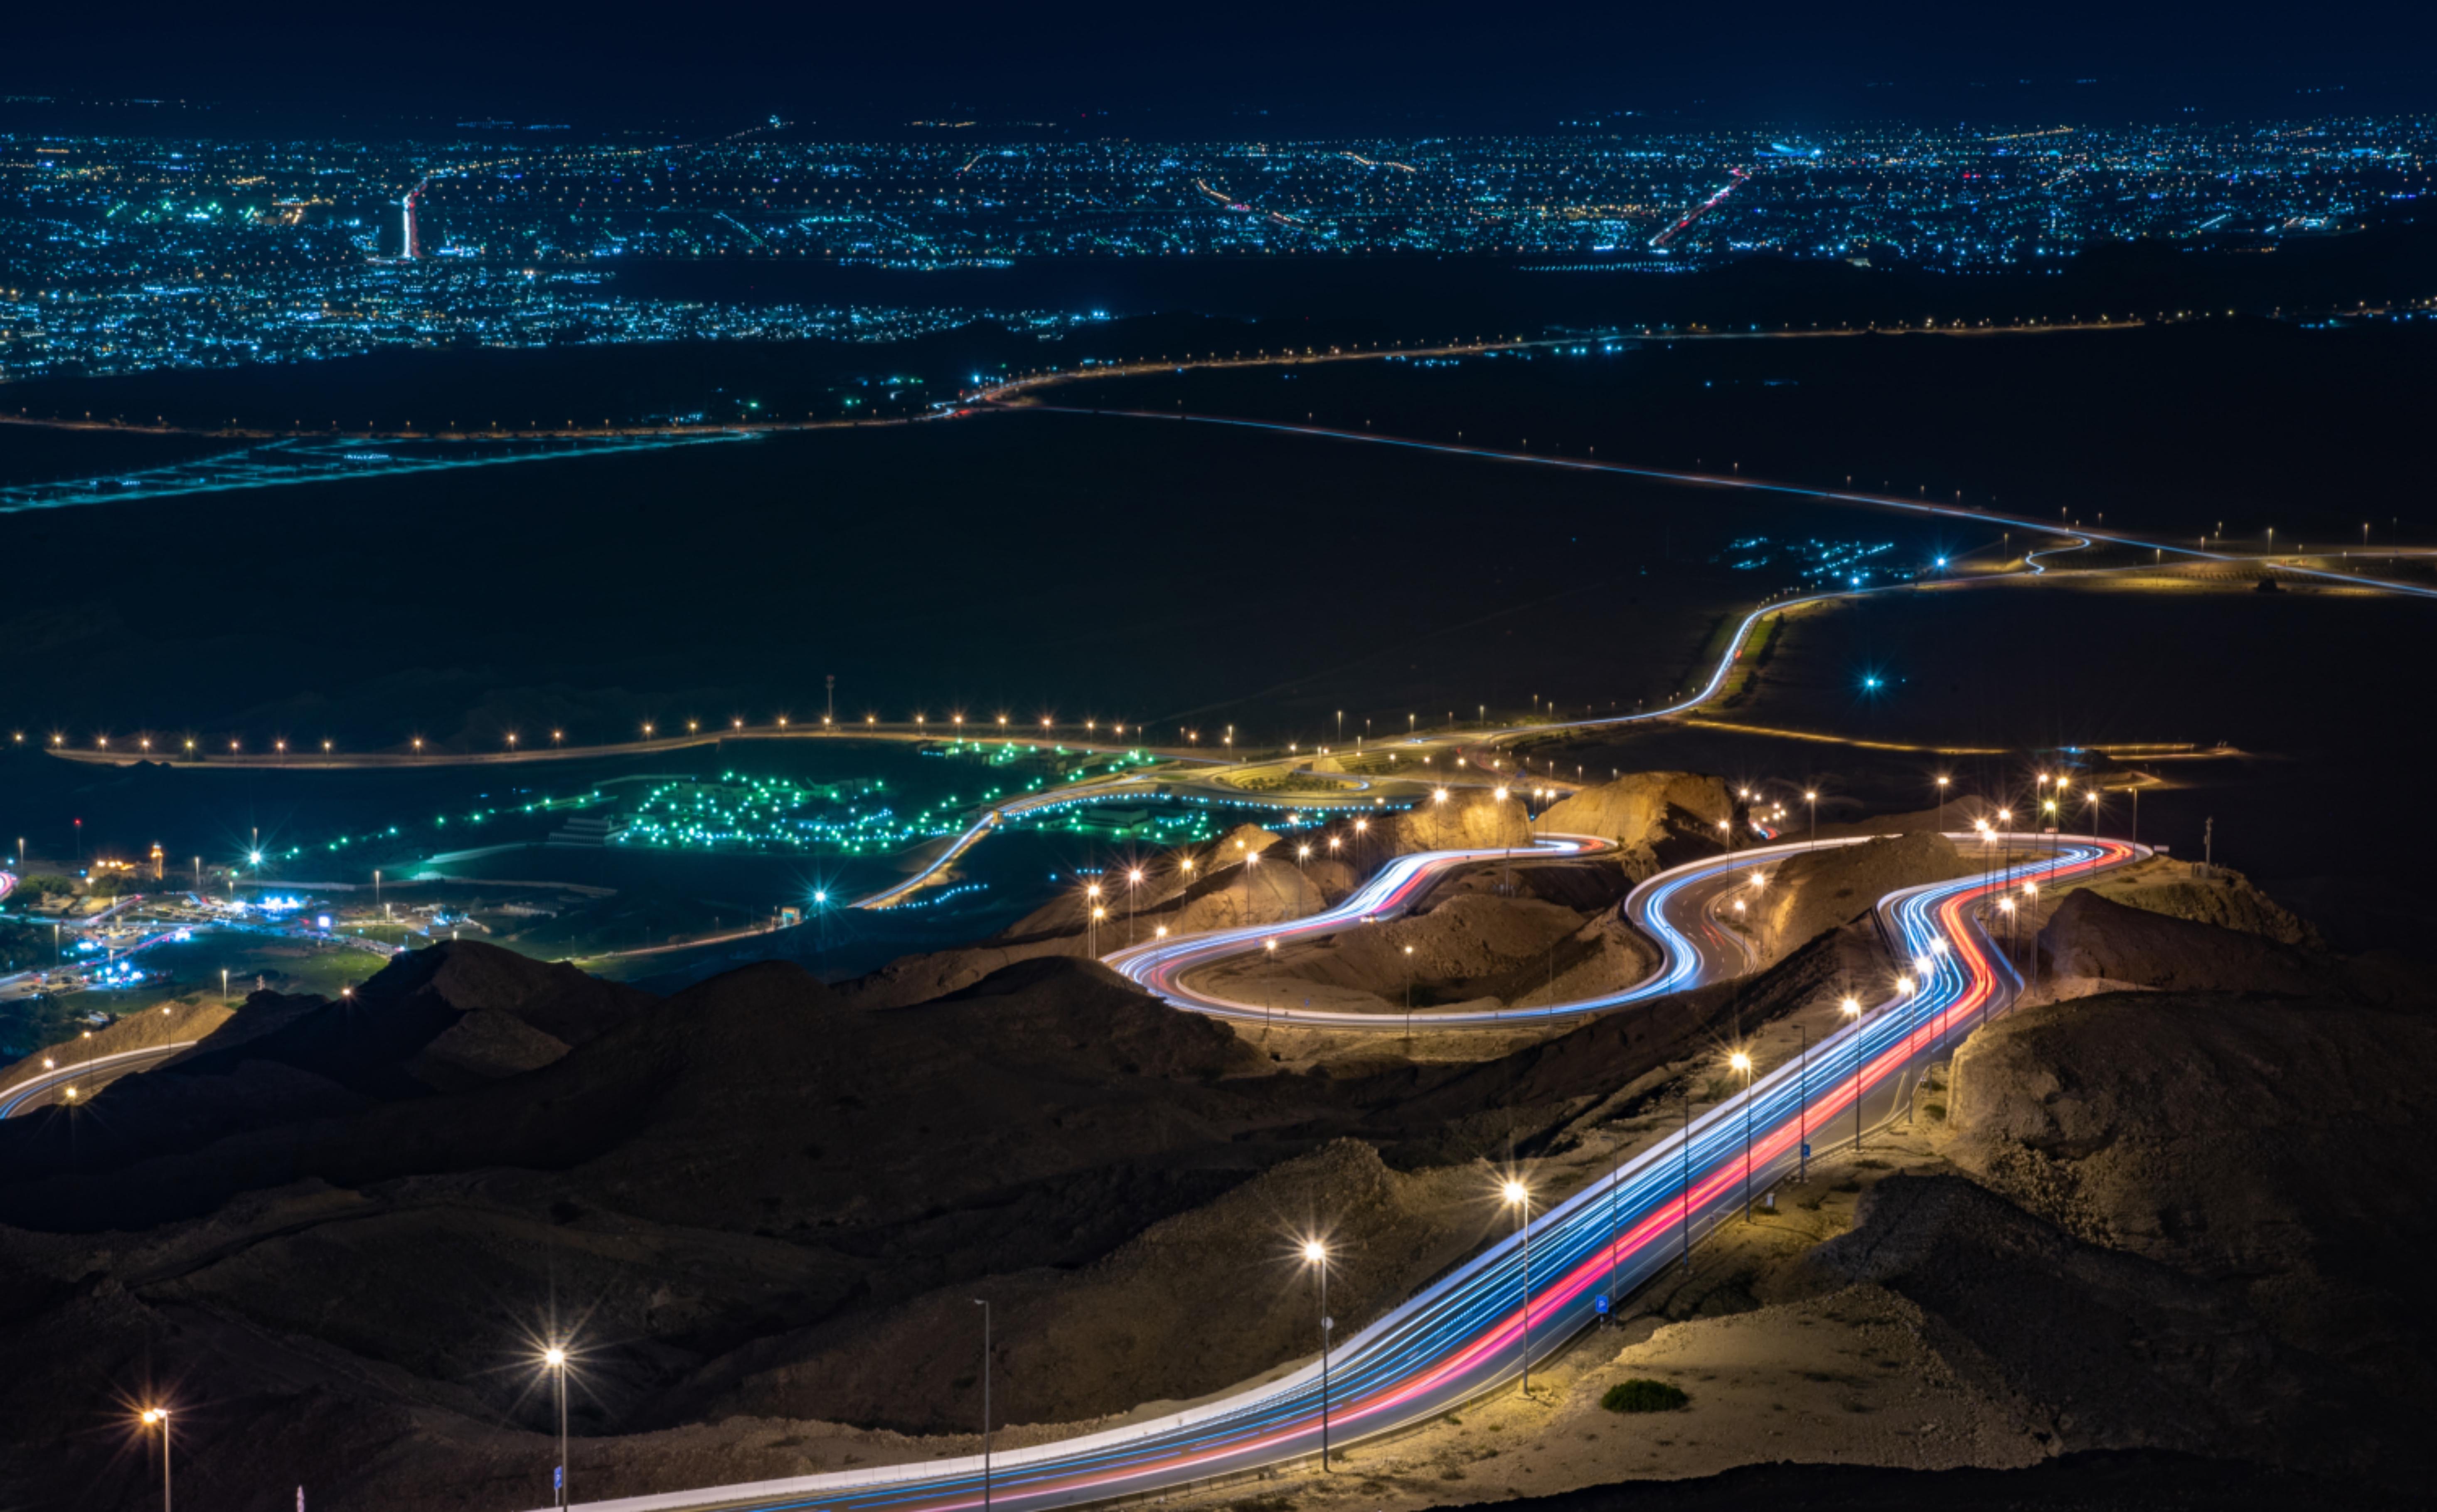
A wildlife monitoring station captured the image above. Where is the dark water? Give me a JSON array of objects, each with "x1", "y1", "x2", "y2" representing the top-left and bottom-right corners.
[{"x1": 0, "y1": 411, "x2": 1954, "y2": 761}]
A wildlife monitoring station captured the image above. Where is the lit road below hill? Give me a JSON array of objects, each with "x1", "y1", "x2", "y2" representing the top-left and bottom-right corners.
[
  {"x1": 0, "y1": 1041, "x2": 197, "y2": 1118},
  {"x1": 567, "y1": 832, "x2": 2143, "y2": 1512},
  {"x1": 1110, "y1": 833, "x2": 1886, "y2": 1030}
]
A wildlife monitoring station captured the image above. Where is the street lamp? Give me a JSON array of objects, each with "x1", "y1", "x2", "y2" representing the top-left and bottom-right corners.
[
  {"x1": 1503, "y1": 1179, "x2": 1536, "y2": 1395},
  {"x1": 973, "y1": 1299, "x2": 993, "y2": 1510},
  {"x1": 539, "y1": 1345, "x2": 572, "y2": 1507},
  {"x1": 1731, "y1": 1052, "x2": 1756, "y2": 1219},
  {"x1": 1432, "y1": 788, "x2": 1449, "y2": 849},
  {"x1": 1841, "y1": 997, "x2": 1865, "y2": 1151},
  {"x1": 1301, "y1": 1239, "x2": 1334, "y2": 1469},
  {"x1": 1263, "y1": 937, "x2": 1278, "y2": 1030},
  {"x1": 1804, "y1": 789, "x2": 1818, "y2": 850},
  {"x1": 138, "y1": 1407, "x2": 171, "y2": 1512},
  {"x1": 1126, "y1": 868, "x2": 1144, "y2": 945}
]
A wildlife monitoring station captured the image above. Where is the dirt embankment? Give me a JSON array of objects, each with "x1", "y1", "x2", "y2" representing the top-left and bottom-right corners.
[
  {"x1": 1941, "y1": 991, "x2": 2437, "y2": 1414},
  {"x1": 0, "y1": 925, "x2": 1812, "y2": 1510},
  {"x1": 1384, "y1": 794, "x2": 1534, "y2": 856},
  {"x1": 2082, "y1": 859, "x2": 2322, "y2": 947},
  {"x1": 1537, "y1": 771, "x2": 1733, "y2": 872},
  {"x1": 1752, "y1": 833, "x2": 1976, "y2": 968},
  {"x1": 0, "y1": 994, "x2": 229, "y2": 1088},
  {"x1": 650, "y1": 1138, "x2": 1507, "y2": 1433},
  {"x1": 2028, "y1": 877, "x2": 2413, "y2": 1006}
]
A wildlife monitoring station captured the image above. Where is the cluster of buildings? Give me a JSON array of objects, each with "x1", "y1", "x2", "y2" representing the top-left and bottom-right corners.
[{"x1": 1, "y1": 118, "x2": 2424, "y2": 380}]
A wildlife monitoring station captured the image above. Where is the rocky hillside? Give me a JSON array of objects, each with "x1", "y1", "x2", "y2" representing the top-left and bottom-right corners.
[{"x1": 1942, "y1": 989, "x2": 2437, "y2": 1415}]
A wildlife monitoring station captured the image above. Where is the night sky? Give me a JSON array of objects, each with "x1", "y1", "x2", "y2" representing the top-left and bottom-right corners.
[{"x1": 15, "y1": 0, "x2": 2437, "y2": 132}]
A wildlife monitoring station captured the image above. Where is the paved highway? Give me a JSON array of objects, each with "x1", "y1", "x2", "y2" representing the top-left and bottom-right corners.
[
  {"x1": 1110, "y1": 834, "x2": 1885, "y2": 1030},
  {"x1": 0, "y1": 1040, "x2": 197, "y2": 1117},
  {"x1": 566, "y1": 831, "x2": 2143, "y2": 1512}
]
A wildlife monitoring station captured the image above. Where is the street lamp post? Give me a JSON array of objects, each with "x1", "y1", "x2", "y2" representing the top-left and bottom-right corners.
[
  {"x1": 1841, "y1": 997, "x2": 1864, "y2": 1151},
  {"x1": 1403, "y1": 943, "x2": 1415, "y2": 1045},
  {"x1": 1503, "y1": 1180, "x2": 1535, "y2": 1396},
  {"x1": 1731, "y1": 1052, "x2": 1755, "y2": 1218},
  {"x1": 2022, "y1": 882, "x2": 2039, "y2": 991},
  {"x1": 973, "y1": 1299, "x2": 992, "y2": 1511},
  {"x1": 139, "y1": 1408, "x2": 171, "y2": 1512},
  {"x1": 1302, "y1": 1240, "x2": 1334, "y2": 1470},
  {"x1": 1796, "y1": 1023, "x2": 1809, "y2": 1183},
  {"x1": 1935, "y1": 775, "x2": 1949, "y2": 833},
  {"x1": 1805, "y1": 789, "x2": 1818, "y2": 850},
  {"x1": 544, "y1": 1346, "x2": 569, "y2": 1508},
  {"x1": 1679, "y1": 1087, "x2": 1693, "y2": 1270},
  {"x1": 1126, "y1": 868, "x2": 1144, "y2": 945},
  {"x1": 1494, "y1": 786, "x2": 1511, "y2": 893}
]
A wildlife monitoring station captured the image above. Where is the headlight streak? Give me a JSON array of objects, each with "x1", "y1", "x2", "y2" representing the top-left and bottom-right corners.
[{"x1": 572, "y1": 833, "x2": 2144, "y2": 1512}]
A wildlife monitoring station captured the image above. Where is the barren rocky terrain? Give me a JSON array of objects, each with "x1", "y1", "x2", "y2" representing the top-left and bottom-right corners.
[{"x1": 3, "y1": 772, "x2": 2430, "y2": 1512}]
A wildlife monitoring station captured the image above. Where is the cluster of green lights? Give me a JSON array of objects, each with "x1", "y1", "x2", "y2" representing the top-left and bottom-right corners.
[
  {"x1": 215, "y1": 745, "x2": 1172, "y2": 871},
  {"x1": 1019, "y1": 808, "x2": 1220, "y2": 842},
  {"x1": 925, "y1": 738, "x2": 1160, "y2": 776},
  {"x1": 618, "y1": 772, "x2": 985, "y2": 855},
  {"x1": 237, "y1": 791, "x2": 609, "y2": 867}
]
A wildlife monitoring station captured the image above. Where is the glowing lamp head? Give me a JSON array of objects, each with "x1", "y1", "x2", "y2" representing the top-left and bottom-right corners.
[
  {"x1": 1502, "y1": 1180, "x2": 1528, "y2": 1206},
  {"x1": 1841, "y1": 996, "x2": 1861, "y2": 1017},
  {"x1": 1897, "y1": 975, "x2": 1915, "y2": 994},
  {"x1": 1494, "y1": 787, "x2": 1509, "y2": 801},
  {"x1": 1302, "y1": 1239, "x2": 1327, "y2": 1264},
  {"x1": 140, "y1": 1408, "x2": 165, "y2": 1426},
  {"x1": 544, "y1": 1347, "x2": 566, "y2": 1368},
  {"x1": 1730, "y1": 1052, "x2": 1752, "y2": 1073}
]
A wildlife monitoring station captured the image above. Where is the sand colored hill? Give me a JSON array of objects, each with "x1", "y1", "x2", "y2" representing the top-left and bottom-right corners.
[
  {"x1": 1942, "y1": 991, "x2": 2437, "y2": 1406},
  {"x1": 1537, "y1": 771, "x2": 1734, "y2": 846},
  {"x1": 1751, "y1": 833, "x2": 1976, "y2": 967},
  {"x1": 2082, "y1": 858, "x2": 2322, "y2": 948},
  {"x1": 2033, "y1": 889, "x2": 2340, "y2": 997},
  {"x1": 0, "y1": 993, "x2": 229, "y2": 1088}
]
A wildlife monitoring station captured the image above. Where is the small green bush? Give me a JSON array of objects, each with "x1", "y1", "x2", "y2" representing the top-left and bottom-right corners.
[{"x1": 1601, "y1": 1378, "x2": 1690, "y2": 1414}]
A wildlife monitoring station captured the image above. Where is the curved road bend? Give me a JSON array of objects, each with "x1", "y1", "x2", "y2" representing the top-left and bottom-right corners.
[
  {"x1": 0, "y1": 1041, "x2": 198, "y2": 1117},
  {"x1": 567, "y1": 832, "x2": 2141, "y2": 1512},
  {"x1": 1111, "y1": 834, "x2": 1884, "y2": 1030}
]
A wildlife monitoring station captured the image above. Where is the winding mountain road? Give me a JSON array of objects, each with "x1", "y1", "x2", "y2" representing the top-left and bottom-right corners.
[{"x1": 574, "y1": 830, "x2": 2142, "y2": 1512}]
